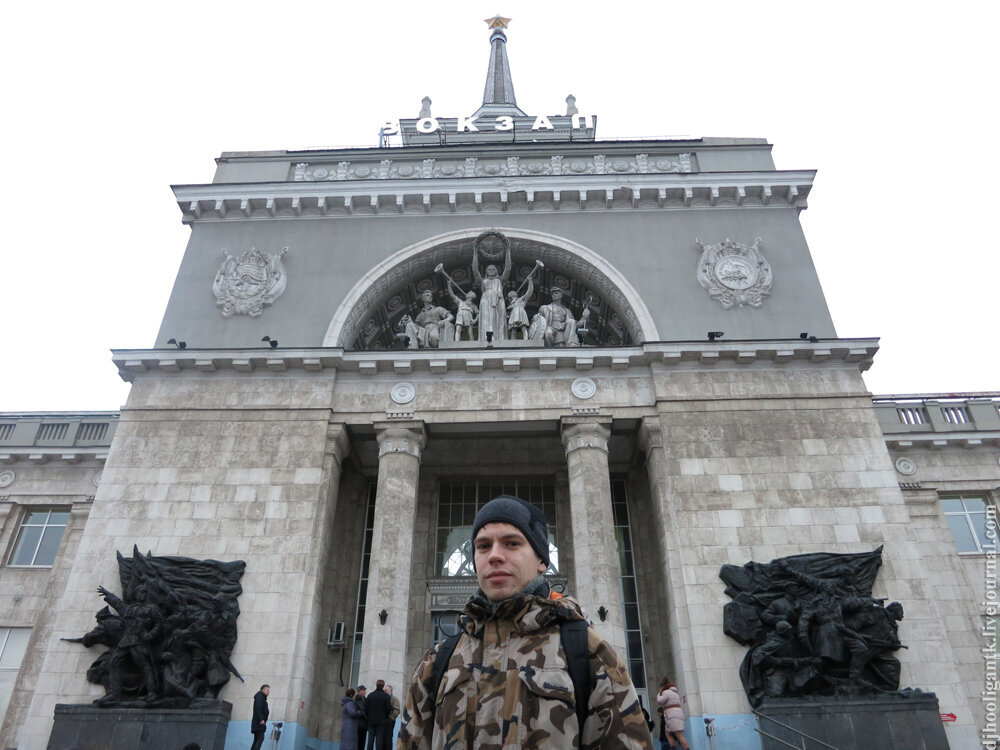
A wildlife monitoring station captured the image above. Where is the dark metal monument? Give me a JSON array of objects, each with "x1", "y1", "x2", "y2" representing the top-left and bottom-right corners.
[
  {"x1": 721, "y1": 547, "x2": 950, "y2": 749},
  {"x1": 48, "y1": 547, "x2": 246, "y2": 750}
]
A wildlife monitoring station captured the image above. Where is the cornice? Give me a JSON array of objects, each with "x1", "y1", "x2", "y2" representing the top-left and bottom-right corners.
[
  {"x1": 172, "y1": 169, "x2": 814, "y2": 224},
  {"x1": 885, "y1": 433, "x2": 1000, "y2": 450},
  {"x1": 111, "y1": 338, "x2": 877, "y2": 382},
  {"x1": 0, "y1": 448, "x2": 108, "y2": 465}
]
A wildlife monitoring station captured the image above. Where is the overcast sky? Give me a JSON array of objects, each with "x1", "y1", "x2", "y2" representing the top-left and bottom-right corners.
[{"x1": 2, "y1": 1, "x2": 996, "y2": 412}]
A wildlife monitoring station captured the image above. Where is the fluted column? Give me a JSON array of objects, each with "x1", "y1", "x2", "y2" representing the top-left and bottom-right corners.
[
  {"x1": 560, "y1": 415, "x2": 626, "y2": 654},
  {"x1": 360, "y1": 421, "x2": 426, "y2": 690}
]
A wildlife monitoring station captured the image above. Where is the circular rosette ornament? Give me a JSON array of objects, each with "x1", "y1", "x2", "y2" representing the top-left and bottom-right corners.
[{"x1": 695, "y1": 237, "x2": 773, "y2": 309}]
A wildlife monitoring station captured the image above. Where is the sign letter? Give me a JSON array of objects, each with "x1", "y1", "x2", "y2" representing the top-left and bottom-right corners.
[
  {"x1": 380, "y1": 121, "x2": 400, "y2": 135},
  {"x1": 456, "y1": 116, "x2": 479, "y2": 132},
  {"x1": 532, "y1": 115, "x2": 554, "y2": 131},
  {"x1": 416, "y1": 117, "x2": 440, "y2": 134},
  {"x1": 494, "y1": 116, "x2": 514, "y2": 131},
  {"x1": 571, "y1": 114, "x2": 594, "y2": 129}
]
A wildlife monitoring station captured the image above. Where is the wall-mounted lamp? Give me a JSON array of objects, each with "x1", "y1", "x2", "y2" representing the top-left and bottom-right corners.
[
  {"x1": 167, "y1": 338, "x2": 187, "y2": 349},
  {"x1": 261, "y1": 336, "x2": 279, "y2": 349},
  {"x1": 707, "y1": 331, "x2": 724, "y2": 342},
  {"x1": 799, "y1": 332, "x2": 819, "y2": 343},
  {"x1": 597, "y1": 606, "x2": 609, "y2": 622},
  {"x1": 378, "y1": 609, "x2": 388, "y2": 625}
]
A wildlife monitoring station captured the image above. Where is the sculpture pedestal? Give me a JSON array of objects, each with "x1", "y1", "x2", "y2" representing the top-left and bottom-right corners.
[
  {"x1": 47, "y1": 700, "x2": 232, "y2": 750},
  {"x1": 756, "y1": 693, "x2": 950, "y2": 750}
]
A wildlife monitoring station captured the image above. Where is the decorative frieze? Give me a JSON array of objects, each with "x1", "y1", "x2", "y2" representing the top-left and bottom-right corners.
[{"x1": 291, "y1": 152, "x2": 694, "y2": 182}]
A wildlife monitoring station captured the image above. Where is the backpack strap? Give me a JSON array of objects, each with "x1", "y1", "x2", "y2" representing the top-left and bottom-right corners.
[
  {"x1": 428, "y1": 632, "x2": 462, "y2": 719},
  {"x1": 560, "y1": 619, "x2": 591, "y2": 737}
]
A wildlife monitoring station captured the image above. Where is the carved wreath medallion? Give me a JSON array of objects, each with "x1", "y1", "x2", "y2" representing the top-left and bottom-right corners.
[
  {"x1": 212, "y1": 247, "x2": 288, "y2": 318},
  {"x1": 695, "y1": 237, "x2": 773, "y2": 309}
]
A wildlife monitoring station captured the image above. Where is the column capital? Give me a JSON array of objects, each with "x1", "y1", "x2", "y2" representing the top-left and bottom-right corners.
[
  {"x1": 325, "y1": 421, "x2": 351, "y2": 468},
  {"x1": 560, "y1": 415, "x2": 612, "y2": 455},
  {"x1": 638, "y1": 415, "x2": 664, "y2": 456},
  {"x1": 374, "y1": 420, "x2": 427, "y2": 460}
]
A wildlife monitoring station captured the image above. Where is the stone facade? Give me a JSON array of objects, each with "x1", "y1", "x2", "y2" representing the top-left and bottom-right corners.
[{"x1": 2, "y1": 25, "x2": 998, "y2": 750}]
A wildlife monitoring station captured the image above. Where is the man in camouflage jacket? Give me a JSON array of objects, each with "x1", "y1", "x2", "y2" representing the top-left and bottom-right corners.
[{"x1": 398, "y1": 495, "x2": 653, "y2": 749}]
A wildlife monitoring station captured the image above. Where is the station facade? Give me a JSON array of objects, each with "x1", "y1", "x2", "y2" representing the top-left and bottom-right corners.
[{"x1": 1, "y1": 19, "x2": 997, "y2": 750}]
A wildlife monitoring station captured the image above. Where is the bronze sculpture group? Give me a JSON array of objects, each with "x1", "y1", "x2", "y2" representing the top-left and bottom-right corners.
[
  {"x1": 720, "y1": 547, "x2": 906, "y2": 706},
  {"x1": 65, "y1": 547, "x2": 246, "y2": 708}
]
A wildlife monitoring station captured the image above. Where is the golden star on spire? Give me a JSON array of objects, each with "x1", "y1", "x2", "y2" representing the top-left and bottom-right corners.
[{"x1": 484, "y1": 15, "x2": 511, "y2": 30}]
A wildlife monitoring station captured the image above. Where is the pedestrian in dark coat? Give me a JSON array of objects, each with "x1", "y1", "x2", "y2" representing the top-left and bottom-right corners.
[
  {"x1": 354, "y1": 685, "x2": 368, "y2": 750},
  {"x1": 250, "y1": 684, "x2": 269, "y2": 750},
  {"x1": 340, "y1": 688, "x2": 361, "y2": 750},
  {"x1": 364, "y1": 679, "x2": 392, "y2": 749}
]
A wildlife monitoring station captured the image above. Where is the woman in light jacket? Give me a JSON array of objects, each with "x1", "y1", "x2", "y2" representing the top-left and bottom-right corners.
[{"x1": 656, "y1": 677, "x2": 690, "y2": 750}]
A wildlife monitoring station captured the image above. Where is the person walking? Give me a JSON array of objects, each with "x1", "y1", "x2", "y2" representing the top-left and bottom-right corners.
[
  {"x1": 249, "y1": 684, "x2": 269, "y2": 750},
  {"x1": 655, "y1": 677, "x2": 689, "y2": 750}
]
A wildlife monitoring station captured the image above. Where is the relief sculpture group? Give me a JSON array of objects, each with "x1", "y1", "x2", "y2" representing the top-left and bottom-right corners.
[{"x1": 398, "y1": 231, "x2": 590, "y2": 349}]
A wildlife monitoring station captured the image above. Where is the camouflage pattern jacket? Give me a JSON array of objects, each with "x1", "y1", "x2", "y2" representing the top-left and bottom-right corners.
[{"x1": 398, "y1": 591, "x2": 654, "y2": 749}]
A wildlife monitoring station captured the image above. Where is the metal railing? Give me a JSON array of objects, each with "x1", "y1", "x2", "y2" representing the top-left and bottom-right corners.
[{"x1": 752, "y1": 710, "x2": 840, "y2": 750}]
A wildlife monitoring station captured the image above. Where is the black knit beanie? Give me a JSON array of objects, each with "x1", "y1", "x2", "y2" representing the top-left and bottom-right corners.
[{"x1": 471, "y1": 495, "x2": 551, "y2": 568}]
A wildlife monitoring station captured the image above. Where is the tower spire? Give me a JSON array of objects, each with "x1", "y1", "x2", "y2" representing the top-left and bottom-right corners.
[{"x1": 473, "y1": 16, "x2": 527, "y2": 119}]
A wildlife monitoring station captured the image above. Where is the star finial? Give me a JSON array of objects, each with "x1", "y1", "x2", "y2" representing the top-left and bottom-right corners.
[{"x1": 484, "y1": 15, "x2": 511, "y2": 30}]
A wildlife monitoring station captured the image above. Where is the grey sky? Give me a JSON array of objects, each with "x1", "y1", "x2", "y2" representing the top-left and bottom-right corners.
[{"x1": 3, "y1": 1, "x2": 996, "y2": 410}]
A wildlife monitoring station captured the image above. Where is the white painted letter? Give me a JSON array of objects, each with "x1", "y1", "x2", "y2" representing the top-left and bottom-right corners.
[
  {"x1": 380, "y1": 121, "x2": 399, "y2": 135},
  {"x1": 571, "y1": 114, "x2": 594, "y2": 129},
  {"x1": 416, "y1": 117, "x2": 440, "y2": 134},
  {"x1": 495, "y1": 116, "x2": 514, "y2": 131},
  {"x1": 532, "y1": 115, "x2": 554, "y2": 131},
  {"x1": 456, "y1": 116, "x2": 479, "y2": 132}
]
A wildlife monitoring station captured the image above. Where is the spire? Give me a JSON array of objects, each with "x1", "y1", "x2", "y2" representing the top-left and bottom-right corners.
[{"x1": 473, "y1": 16, "x2": 527, "y2": 119}]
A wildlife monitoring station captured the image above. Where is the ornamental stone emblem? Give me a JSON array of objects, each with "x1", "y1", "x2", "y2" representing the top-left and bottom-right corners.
[
  {"x1": 695, "y1": 237, "x2": 773, "y2": 309},
  {"x1": 212, "y1": 247, "x2": 288, "y2": 318}
]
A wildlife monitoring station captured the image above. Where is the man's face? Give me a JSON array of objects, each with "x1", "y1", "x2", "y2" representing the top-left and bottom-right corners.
[
  {"x1": 262, "y1": 686, "x2": 270, "y2": 696},
  {"x1": 422, "y1": 290, "x2": 433, "y2": 303},
  {"x1": 474, "y1": 522, "x2": 547, "y2": 602}
]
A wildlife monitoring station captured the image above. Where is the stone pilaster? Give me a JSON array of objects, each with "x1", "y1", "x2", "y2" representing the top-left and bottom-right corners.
[
  {"x1": 638, "y1": 416, "x2": 699, "y2": 712},
  {"x1": 360, "y1": 421, "x2": 426, "y2": 690},
  {"x1": 560, "y1": 415, "x2": 626, "y2": 655}
]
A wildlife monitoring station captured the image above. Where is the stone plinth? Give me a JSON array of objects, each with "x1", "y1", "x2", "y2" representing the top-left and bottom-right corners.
[
  {"x1": 756, "y1": 693, "x2": 950, "y2": 750},
  {"x1": 47, "y1": 701, "x2": 232, "y2": 750}
]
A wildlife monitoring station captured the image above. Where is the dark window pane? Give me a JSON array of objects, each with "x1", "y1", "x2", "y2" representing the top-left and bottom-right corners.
[
  {"x1": 946, "y1": 515, "x2": 978, "y2": 553},
  {"x1": 10, "y1": 526, "x2": 43, "y2": 565},
  {"x1": 35, "y1": 526, "x2": 65, "y2": 565}
]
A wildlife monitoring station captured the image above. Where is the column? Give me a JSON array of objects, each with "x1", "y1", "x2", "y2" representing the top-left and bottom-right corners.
[
  {"x1": 560, "y1": 415, "x2": 627, "y2": 655},
  {"x1": 359, "y1": 421, "x2": 426, "y2": 691}
]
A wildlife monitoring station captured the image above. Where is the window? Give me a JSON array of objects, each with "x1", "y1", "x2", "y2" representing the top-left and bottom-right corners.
[
  {"x1": 7, "y1": 508, "x2": 70, "y2": 567},
  {"x1": 0, "y1": 628, "x2": 31, "y2": 726},
  {"x1": 942, "y1": 496, "x2": 995, "y2": 554},
  {"x1": 611, "y1": 478, "x2": 647, "y2": 694},
  {"x1": 435, "y1": 480, "x2": 558, "y2": 577}
]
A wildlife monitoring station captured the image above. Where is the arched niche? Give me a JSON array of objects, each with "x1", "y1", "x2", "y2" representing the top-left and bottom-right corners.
[{"x1": 324, "y1": 228, "x2": 659, "y2": 350}]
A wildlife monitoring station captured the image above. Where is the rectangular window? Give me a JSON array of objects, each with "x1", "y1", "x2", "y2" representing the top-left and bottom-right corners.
[
  {"x1": 7, "y1": 508, "x2": 70, "y2": 567},
  {"x1": 0, "y1": 628, "x2": 31, "y2": 727},
  {"x1": 349, "y1": 484, "x2": 377, "y2": 689},
  {"x1": 942, "y1": 496, "x2": 995, "y2": 554},
  {"x1": 435, "y1": 480, "x2": 557, "y2": 578},
  {"x1": 611, "y1": 478, "x2": 647, "y2": 693}
]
